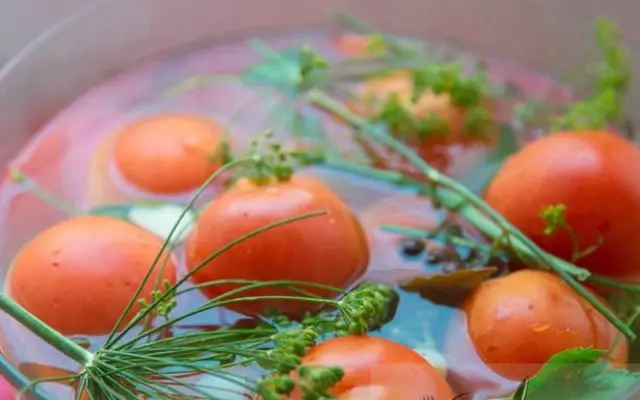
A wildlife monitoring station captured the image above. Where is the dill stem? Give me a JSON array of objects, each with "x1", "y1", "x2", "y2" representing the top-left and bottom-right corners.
[
  {"x1": 323, "y1": 161, "x2": 640, "y2": 293},
  {"x1": 0, "y1": 294, "x2": 92, "y2": 365},
  {"x1": 105, "y1": 157, "x2": 254, "y2": 347},
  {"x1": 8, "y1": 169, "x2": 82, "y2": 216},
  {"x1": 108, "y1": 211, "x2": 326, "y2": 349},
  {"x1": 305, "y1": 88, "x2": 636, "y2": 341}
]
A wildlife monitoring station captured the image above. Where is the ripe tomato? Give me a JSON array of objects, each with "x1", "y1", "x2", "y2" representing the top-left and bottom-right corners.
[
  {"x1": 185, "y1": 174, "x2": 369, "y2": 317},
  {"x1": 290, "y1": 335, "x2": 456, "y2": 400},
  {"x1": 112, "y1": 113, "x2": 227, "y2": 194},
  {"x1": 461, "y1": 269, "x2": 628, "y2": 381},
  {"x1": 484, "y1": 131, "x2": 640, "y2": 279},
  {"x1": 333, "y1": 34, "x2": 372, "y2": 56},
  {"x1": 348, "y1": 71, "x2": 497, "y2": 178},
  {"x1": 6, "y1": 215, "x2": 177, "y2": 335}
]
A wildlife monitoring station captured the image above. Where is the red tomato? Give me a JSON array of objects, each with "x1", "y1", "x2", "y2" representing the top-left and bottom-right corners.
[
  {"x1": 6, "y1": 215, "x2": 177, "y2": 335},
  {"x1": 484, "y1": 131, "x2": 640, "y2": 279},
  {"x1": 348, "y1": 71, "x2": 497, "y2": 178},
  {"x1": 290, "y1": 335, "x2": 456, "y2": 400},
  {"x1": 461, "y1": 269, "x2": 628, "y2": 381},
  {"x1": 333, "y1": 34, "x2": 372, "y2": 56},
  {"x1": 185, "y1": 174, "x2": 369, "y2": 317},
  {"x1": 113, "y1": 113, "x2": 227, "y2": 194}
]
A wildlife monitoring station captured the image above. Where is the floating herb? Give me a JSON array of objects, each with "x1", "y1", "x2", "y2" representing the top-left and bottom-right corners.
[
  {"x1": 551, "y1": 19, "x2": 631, "y2": 131},
  {"x1": 509, "y1": 348, "x2": 640, "y2": 400}
]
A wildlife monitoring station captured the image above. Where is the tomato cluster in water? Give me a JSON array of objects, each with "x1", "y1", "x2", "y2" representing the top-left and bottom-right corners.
[{"x1": 1, "y1": 25, "x2": 639, "y2": 400}]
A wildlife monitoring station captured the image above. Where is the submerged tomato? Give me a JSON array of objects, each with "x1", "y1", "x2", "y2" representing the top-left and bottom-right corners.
[
  {"x1": 461, "y1": 269, "x2": 628, "y2": 381},
  {"x1": 348, "y1": 71, "x2": 497, "y2": 178},
  {"x1": 291, "y1": 335, "x2": 456, "y2": 400},
  {"x1": 185, "y1": 174, "x2": 369, "y2": 317},
  {"x1": 484, "y1": 131, "x2": 640, "y2": 279},
  {"x1": 113, "y1": 113, "x2": 227, "y2": 194},
  {"x1": 333, "y1": 34, "x2": 372, "y2": 56},
  {"x1": 6, "y1": 215, "x2": 177, "y2": 335}
]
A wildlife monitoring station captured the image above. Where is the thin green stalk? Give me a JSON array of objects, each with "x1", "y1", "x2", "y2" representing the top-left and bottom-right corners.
[
  {"x1": 8, "y1": 169, "x2": 82, "y2": 216},
  {"x1": 107, "y1": 210, "x2": 327, "y2": 348},
  {"x1": 105, "y1": 157, "x2": 253, "y2": 347},
  {"x1": 119, "y1": 284, "x2": 336, "y2": 349},
  {"x1": 322, "y1": 160, "x2": 640, "y2": 294},
  {"x1": 173, "y1": 278, "x2": 343, "y2": 298},
  {"x1": 305, "y1": 88, "x2": 636, "y2": 340},
  {"x1": 122, "y1": 329, "x2": 274, "y2": 352},
  {"x1": 0, "y1": 353, "x2": 49, "y2": 400},
  {"x1": 0, "y1": 294, "x2": 92, "y2": 365}
]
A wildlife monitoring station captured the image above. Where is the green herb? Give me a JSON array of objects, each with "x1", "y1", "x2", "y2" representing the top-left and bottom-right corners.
[
  {"x1": 305, "y1": 88, "x2": 635, "y2": 340},
  {"x1": 299, "y1": 45, "x2": 329, "y2": 79},
  {"x1": 234, "y1": 130, "x2": 304, "y2": 184},
  {"x1": 373, "y1": 93, "x2": 419, "y2": 135},
  {"x1": 138, "y1": 280, "x2": 178, "y2": 318},
  {"x1": 8, "y1": 168, "x2": 82, "y2": 215},
  {"x1": 417, "y1": 113, "x2": 450, "y2": 139},
  {"x1": 462, "y1": 106, "x2": 494, "y2": 136},
  {"x1": 363, "y1": 34, "x2": 388, "y2": 54},
  {"x1": 551, "y1": 18, "x2": 631, "y2": 131},
  {"x1": 511, "y1": 348, "x2": 640, "y2": 400},
  {"x1": 412, "y1": 63, "x2": 488, "y2": 110},
  {"x1": 6, "y1": 12, "x2": 640, "y2": 400},
  {"x1": 540, "y1": 203, "x2": 603, "y2": 263}
]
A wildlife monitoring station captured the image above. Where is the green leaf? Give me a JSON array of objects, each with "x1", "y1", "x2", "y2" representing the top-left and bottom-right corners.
[
  {"x1": 512, "y1": 348, "x2": 640, "y2": 400},
  {"x1": 458, "y1": 125, "x2": 518, "y2": 194},
  {"x1": 241, "y1": 40, "x2": 302, "y2": 92},
  {"x1": 89, "y1": 202, "x2": 196, "y2": 244}
]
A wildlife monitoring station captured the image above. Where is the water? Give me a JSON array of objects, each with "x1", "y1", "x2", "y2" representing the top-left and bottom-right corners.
[{"x1": 0, "y1": 28, "x2": 569, "y2": 399}]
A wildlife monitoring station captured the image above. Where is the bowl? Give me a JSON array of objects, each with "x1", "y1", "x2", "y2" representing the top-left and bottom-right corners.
[{"x1": 1, "y1": 0, "x2": 640, "y2": 398}]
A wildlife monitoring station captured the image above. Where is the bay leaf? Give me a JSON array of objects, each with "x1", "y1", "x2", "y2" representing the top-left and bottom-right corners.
[{"x1": 400, "y1": 266, "x2": 498, "y2": 306}]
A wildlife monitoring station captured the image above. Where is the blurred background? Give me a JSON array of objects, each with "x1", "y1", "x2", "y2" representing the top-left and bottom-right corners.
[{"x1": 0, "y1": 0, "x2": 85, "y2": 63}]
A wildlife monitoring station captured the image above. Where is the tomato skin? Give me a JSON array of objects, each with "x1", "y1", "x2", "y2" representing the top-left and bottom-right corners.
[
  {"x1": 336, "y1": 385, "x2": 446, "y2": 399},
  {"x1": 333, "y1": 34, "x2": 372, "y2": 56},
  {"x1": 484, "y1": 131, "x2": 640, "y2": 279},
  {"x1": 462, "y1": 269, "x2": 628, "y2": 381},
  {"x1": 185, "y1": 175, "x2": 369, "y2": 317},
  {"x1": 113, "y1": 113, "x2": 226, "y2": 194},
  {"x1": 348, "y1": 72, "x2": 497, "y2": 178},
  {"x1": 6, "y1": 215, "x2": 177, "y2": 335},
  {"x1": 291, "y1": 335, "x2": 455, "y2": 400}
]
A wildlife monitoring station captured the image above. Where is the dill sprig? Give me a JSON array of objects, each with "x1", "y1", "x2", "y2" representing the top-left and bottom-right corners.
[
  {"x1": 10, "y1": 239, "x2": 395, "y2": 399},
  {"x1": 551, "y1": 19, "x2": 631, "y2": 131},
  {"x1": 5, "y1": 12, "x2": 639, "y2": 400},
  {"x1": 0, "y1": 131, "x2": 398, "y2": 399},
  {"x1": 304, "y1": 88, "x2": 636, "y2": 341},
  {"x1": 361, "y1": 64, "x2": 493, "y2": 142},
  {"x1": 371, "y1": 92, "x2": 451, "y2": 140}
]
